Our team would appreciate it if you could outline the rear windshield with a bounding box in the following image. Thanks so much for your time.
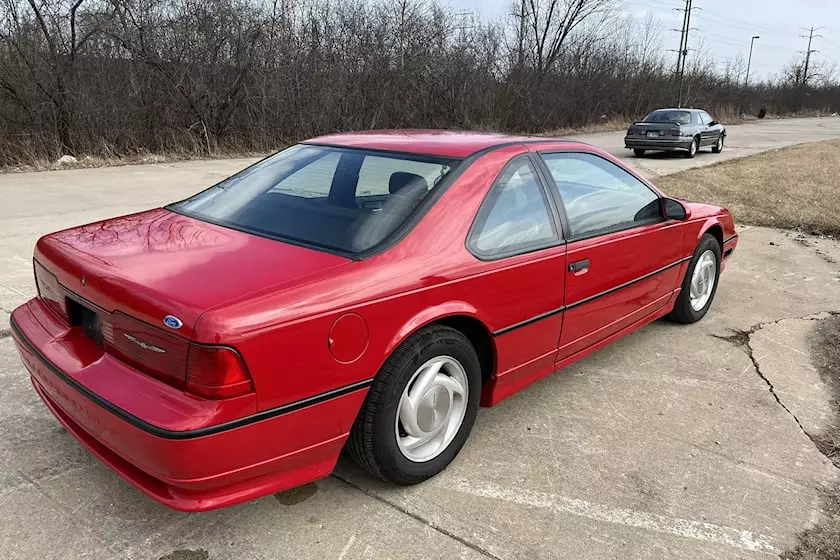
[171,145,457,255]
[643,110,692,125]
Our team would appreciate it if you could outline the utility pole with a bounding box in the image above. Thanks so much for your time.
[673,0,690,75]
[800,26,823,86]
[676,0,696,108]
[745,35,760,88]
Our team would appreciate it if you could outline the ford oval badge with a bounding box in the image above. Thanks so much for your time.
[163,315,183,329]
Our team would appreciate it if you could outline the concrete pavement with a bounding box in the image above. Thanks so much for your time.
[2,117,840,559]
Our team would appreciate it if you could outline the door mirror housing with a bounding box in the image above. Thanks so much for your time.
[663,198,690,221]
[708,120,718,126]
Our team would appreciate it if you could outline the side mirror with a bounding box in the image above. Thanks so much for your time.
[709,120,719,126]
[663,198,690,221]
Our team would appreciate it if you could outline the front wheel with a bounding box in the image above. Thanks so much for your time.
[347,325,481,485]
[669,234,722,324]
[712,135,724,153]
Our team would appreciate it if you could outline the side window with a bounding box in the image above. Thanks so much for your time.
[700,111,713,125]
[541,152,661,239]
[469,157,559,259]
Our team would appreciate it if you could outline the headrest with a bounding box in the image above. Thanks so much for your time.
[389,172,428,195]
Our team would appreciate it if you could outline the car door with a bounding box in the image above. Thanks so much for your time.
[537,151,685,363]
[698,111,719,146]
[466,154,567,403]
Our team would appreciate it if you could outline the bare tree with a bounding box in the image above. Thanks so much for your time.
[519,0,615,76]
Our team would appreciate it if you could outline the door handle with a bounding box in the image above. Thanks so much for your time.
[568,259,590,273]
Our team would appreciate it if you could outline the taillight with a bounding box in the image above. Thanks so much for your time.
[103,311,190,389]
[665,130,681,137]
[186,344,253,399]
[34,260,68,322]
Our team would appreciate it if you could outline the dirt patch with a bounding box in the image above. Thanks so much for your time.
[810,315,840,467]
[782,315,840,560]
[656,139,840,237]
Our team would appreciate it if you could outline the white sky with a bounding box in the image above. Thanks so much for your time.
[445,0,840,82]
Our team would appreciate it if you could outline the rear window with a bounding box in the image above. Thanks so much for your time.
[643,110,692,125]
[171,145,457,255]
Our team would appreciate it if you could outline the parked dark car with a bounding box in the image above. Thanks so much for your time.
[625,108,726,158]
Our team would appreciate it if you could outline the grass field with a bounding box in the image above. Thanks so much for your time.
[656,139,840,236]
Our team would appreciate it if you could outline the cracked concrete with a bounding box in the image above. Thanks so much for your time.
[4,226,836,559]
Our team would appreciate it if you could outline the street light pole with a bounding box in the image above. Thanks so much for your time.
[745,35,760,87]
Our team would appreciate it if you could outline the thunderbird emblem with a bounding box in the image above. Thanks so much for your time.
[124,333,166,353]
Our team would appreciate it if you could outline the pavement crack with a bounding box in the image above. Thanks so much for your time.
[0,328,11,340]
[332,473,504,560]
[713,310,840,469]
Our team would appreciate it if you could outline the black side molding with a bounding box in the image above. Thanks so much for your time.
[10,315,373,440]
[493,256,692,337]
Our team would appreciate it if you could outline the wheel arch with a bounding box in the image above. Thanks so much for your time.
[701,222,724,252]
[384,304,497,385]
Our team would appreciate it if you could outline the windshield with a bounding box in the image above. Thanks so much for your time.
[171,145,457,255]
[643,110,692,125]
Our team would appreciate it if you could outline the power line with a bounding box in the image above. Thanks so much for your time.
[800,26,824,85]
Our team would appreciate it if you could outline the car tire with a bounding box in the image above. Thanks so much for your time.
[634,149,646,157]
[685,137,699,158]
[712,135,724,153]
[669,234,722,324]
[347,324,481,485]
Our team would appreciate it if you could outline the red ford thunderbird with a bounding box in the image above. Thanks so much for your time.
[10,131,737,511]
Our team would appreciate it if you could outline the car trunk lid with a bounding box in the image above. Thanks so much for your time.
[34,208,351,386]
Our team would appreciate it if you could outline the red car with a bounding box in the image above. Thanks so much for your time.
[11,131,737,511]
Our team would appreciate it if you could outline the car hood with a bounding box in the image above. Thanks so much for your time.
[35,208,351,338]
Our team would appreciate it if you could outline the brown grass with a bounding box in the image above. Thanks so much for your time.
[656,139,840,236]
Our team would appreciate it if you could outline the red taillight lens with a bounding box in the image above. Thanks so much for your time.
[104,312,190,389]
[34,260,68,322]
[665,130,681,137]
[186,344,253,399]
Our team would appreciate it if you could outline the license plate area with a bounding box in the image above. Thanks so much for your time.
[67,298,103,346]
[647,131,660,138]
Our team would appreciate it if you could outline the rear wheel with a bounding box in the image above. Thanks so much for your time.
[685,137,699,158]
[712,135,724,153]
[669,234,722,324]
[634,148,646,157]
[347,325,481,485]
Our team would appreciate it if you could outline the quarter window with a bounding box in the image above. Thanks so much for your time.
[469,157,558,259]
[541,152,661,239]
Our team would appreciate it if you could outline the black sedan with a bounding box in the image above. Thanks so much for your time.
[625,108,726,158]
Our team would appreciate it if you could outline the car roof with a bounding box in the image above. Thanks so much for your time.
[304,129,582,159]
[650,108,703,112]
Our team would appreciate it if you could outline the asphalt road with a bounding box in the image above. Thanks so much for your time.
[1,117,840,560]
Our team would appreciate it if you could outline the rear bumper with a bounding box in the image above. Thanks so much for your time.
[624,137,693,151]
[10,298,368,511]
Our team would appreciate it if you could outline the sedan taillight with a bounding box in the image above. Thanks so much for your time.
[186,344,254,399]
[34,260,68,323]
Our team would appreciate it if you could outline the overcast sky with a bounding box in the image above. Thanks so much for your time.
[445,0,840,82]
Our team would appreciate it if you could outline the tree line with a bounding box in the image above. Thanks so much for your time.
[0,0,837,165]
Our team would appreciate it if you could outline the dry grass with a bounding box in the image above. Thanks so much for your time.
[656,139,840,236]
[1,150,269,174]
